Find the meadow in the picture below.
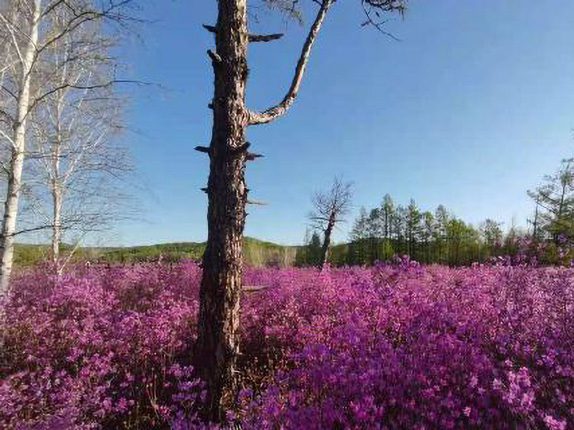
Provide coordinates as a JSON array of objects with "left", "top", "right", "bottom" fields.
[{"left": 1, "top": 258, "right": 573, "bottom": 429}]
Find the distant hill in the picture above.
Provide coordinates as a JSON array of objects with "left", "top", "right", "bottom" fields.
[{"left": 14, "top": 237, "right": 300, "bottom": 268}]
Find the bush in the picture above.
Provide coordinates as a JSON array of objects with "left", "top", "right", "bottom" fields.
[{"left": 1, "top": 260, "right": 573, "bottom": 429}]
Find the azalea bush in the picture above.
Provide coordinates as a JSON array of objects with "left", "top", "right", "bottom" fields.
[{"left": 1, "top": 259, "right": 574, "bottom": 429}]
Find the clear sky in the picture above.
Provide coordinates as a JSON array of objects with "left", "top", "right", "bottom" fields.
[{"left": 112, "top": 0, "right": 574, "bottom": 246}]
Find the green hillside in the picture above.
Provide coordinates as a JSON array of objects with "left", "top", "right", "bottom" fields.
[{"left": 13, "top": 237, "right": 300, "bottom": 268}]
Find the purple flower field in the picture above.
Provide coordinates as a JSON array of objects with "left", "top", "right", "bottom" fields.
[{"left": 1, "top": 259, "right": 574, "bottom": 429}]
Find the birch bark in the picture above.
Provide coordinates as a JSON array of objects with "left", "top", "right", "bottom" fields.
[{"left": 0, "top": 0, "right": 41, "bottom": 296}]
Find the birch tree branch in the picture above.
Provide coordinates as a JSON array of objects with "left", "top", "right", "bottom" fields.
[
  {"left": 0, "top": 128, "right": 15, "bottom": 147},
  {"left": 0, "top": 13, "right": 25, "bottom": 64},
  {"left": 1, "top": 224, "right": 56, "bottom": 238},
  {"left": 27, "top": 79, "right": 156, "bottom": 118}
]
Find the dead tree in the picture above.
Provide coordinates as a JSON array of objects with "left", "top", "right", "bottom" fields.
[
  {"left": 194, "top": 0, "right": 406, "bottom": 421},
  {"left": 309, "top": 178, "right": 353, "bottom": 267}
]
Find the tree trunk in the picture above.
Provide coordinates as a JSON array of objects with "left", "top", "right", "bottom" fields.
[
  {"left": 52, "top": 186, "right": 62, "bottom": 265},
  {"left": 0, "top": 1, "right": 41, "bottom": 297},
  {"left": 533, "top": 202, "right": 539, "bottom": 239},
  {"left": 193, "top": 0, "right": 249, "bottom": 421},
  {"left": 320, "top": 219, "right": 335, "bottom": 267},
  {"left": 51, "top": 118, "right": 63, "bottom": 268}
]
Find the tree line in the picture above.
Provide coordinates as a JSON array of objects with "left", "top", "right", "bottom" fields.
[
  {"left": 296, "top": 156, "right": 574, "bottom": 268},
  {"left": 346, "top": 197, "right": 509, "bottom": 266},
  {"left": 297, "top": 195, "right": 512, "bottom": 266}
]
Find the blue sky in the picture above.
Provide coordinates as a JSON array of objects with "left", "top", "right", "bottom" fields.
[{"left": 114, "top": 0, "right": 574, "bottom": 246}]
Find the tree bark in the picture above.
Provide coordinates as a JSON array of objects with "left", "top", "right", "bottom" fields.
[
  {"left": 193, "top": 0, "right": 250, "bottom": 421},
  {"left": 0, "top": 0, "right": 41, "bottom": 297},
  {"left": 51, "top": 103, "right": 63, "bottom": 269},
  {"left": 52, "top": 185, "right": 62, "bottom": 265},
  {"left": 194, "top": 0, "right": 337, "bottom": 420},
  {"left": 320, "top": 217, "right": 335, "bottom": 267}
]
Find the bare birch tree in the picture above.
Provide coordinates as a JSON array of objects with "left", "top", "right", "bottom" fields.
[
  {"left": 195, "top": 0, "right": 407, "bottom": 420},
  {"left": 309, "top": 177, "right": 353, "bottom": 267},
  {"left": 0, "top": 0, "right": 138, "bottom": 295},
  {"left": 26, "top": 11, "right": 131, "bottom": 272},
  {"left": 27, "top": 90, "right": 131, "bottom": 271}
]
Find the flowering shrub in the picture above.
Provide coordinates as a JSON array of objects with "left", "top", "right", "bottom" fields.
[
  {"left": 1, "top": 259, "right": 574, "bottom": 429},
  {"left": 0, "top": 262, "right": 205, "bottom": 429}
]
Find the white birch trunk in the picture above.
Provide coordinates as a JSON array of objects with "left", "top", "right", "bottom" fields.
[
  {"left": 0, "top": 0, "right": 41, "bottom": 297},
  {"left": 51, "top": 93, "right": 64, "bottom": 267},
  {"left": 51, "top": 184, "right": 62, "bottom": 263}
]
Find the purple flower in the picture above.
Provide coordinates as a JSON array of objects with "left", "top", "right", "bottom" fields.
[{"left": 1, "top": 260, "right": 574, "bottom": 430}]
